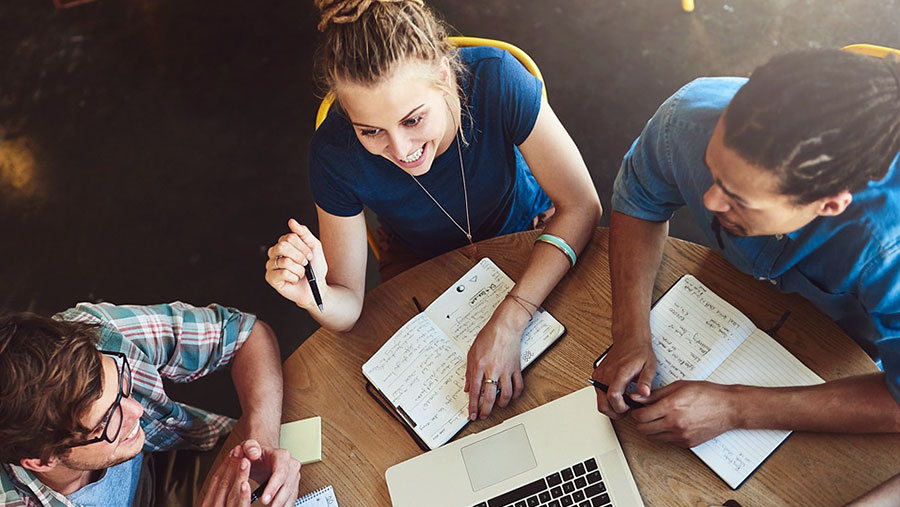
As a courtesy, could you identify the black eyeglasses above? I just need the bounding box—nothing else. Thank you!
[69,350,133,448]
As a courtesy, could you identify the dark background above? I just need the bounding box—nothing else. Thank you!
[2,0,899,417]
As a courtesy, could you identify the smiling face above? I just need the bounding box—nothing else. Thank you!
[702,114,851,237]
[336,59,458,177]
[60,354,145,471]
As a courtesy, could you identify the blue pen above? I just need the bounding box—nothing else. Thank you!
[305,263,324,312]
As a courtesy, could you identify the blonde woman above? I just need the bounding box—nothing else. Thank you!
[266,0,601,420]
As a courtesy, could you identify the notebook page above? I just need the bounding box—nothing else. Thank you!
[425,258,564,368]
[649,275,756,389]
[361,312,467,449]
[691,328,824,489]
[295,484,338,506]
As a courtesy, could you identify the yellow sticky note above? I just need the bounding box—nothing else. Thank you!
[279,416,322,465]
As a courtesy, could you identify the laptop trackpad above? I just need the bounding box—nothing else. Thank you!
[460,424,537,492]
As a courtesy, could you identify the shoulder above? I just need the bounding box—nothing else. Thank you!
[458,45,535,87]
[310,109,358,161]
[658,77,745,132]
[458,45,509,70]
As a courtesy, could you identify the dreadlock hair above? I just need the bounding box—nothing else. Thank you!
[314,0,464,101]
[723,49,900,204]
[0,313,103,463]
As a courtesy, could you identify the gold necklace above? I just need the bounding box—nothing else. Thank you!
[410,121,473,245]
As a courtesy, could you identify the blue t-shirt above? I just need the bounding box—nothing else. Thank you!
[309,46,552,258]
[66,453,142,507]
[613,77,900,402]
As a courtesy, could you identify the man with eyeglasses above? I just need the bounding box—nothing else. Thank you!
[0,302,301,507]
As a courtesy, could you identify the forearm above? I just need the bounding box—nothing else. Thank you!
[735,373,900,434]
[300,282,364,332]
[609,211,668,340]
[231,320,283,448]
[847,471,900,507]
[508,200,601,316]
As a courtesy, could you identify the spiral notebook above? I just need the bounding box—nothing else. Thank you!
[293,485,338,507]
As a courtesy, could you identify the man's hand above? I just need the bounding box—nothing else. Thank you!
[239,439,301,507]
[200,445,252,507]
[592,337,657,419]
[629,380,740,447]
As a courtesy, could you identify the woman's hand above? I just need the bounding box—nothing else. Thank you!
[265,218,328,310]
[464,300,531,420]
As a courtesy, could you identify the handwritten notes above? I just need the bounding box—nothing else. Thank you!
[692,328,824,488]
[649,276,754,388]
[362,258,565,449]
[649,276,823,489]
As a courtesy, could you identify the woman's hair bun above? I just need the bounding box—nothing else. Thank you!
[316,0,424,32]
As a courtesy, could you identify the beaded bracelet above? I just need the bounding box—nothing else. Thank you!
[535,233,577,267]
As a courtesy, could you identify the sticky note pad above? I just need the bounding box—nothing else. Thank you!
[279,416,322,465]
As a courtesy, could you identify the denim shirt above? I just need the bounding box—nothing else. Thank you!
[612,77,900,402]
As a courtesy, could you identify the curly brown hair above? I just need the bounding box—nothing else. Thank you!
[0,312,103,463]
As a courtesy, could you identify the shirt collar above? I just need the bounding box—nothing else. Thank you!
[3,463,75,507]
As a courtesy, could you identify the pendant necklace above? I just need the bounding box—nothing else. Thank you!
[409,121,473,245]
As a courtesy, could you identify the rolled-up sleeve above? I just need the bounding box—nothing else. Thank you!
[612,93,688,222]
[72,301,256,383]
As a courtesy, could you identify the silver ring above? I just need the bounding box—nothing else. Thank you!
[274,257,280,270]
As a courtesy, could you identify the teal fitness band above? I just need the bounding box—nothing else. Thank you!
[535,233,577,267]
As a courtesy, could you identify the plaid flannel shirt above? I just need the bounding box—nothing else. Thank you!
[1,301,256,507]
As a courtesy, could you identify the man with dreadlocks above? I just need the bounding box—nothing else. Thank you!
[592,49,900,447]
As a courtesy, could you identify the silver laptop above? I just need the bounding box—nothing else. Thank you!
[386,386,644,507]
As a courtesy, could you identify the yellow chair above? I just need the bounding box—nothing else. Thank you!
[842,43,900,59]
[314,37,547,261]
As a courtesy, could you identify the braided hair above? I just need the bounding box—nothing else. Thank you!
[723,49,900,204]
[314,0,462,93]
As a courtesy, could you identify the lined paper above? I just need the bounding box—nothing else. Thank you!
[649,276,754,388]
[649,276,824,489]
[362,259,564,449]
[693,328,823,488]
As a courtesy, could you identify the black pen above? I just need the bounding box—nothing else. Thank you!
[250,480,267,503]
[305,263,324,312]
[586,378,646,409]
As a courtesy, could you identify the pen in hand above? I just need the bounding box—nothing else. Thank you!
[587,378,646,409]
[305,263,324,312]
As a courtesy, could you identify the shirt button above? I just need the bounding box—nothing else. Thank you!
[166,417,176,425]
[757,277,766,281]
[769,279,777,285]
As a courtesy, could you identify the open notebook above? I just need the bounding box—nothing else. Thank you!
[598,275,824,489]
[363,258,566,450]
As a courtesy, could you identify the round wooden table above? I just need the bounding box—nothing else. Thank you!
[206,228,900,506]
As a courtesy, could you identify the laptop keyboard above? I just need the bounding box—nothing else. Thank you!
[472,457,613,507]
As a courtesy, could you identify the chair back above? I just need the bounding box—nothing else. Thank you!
[842,43,900,59]
[312,37,546,261]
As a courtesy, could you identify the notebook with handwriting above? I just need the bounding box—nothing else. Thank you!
[362,258,565,450]
[642,275,823,489]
